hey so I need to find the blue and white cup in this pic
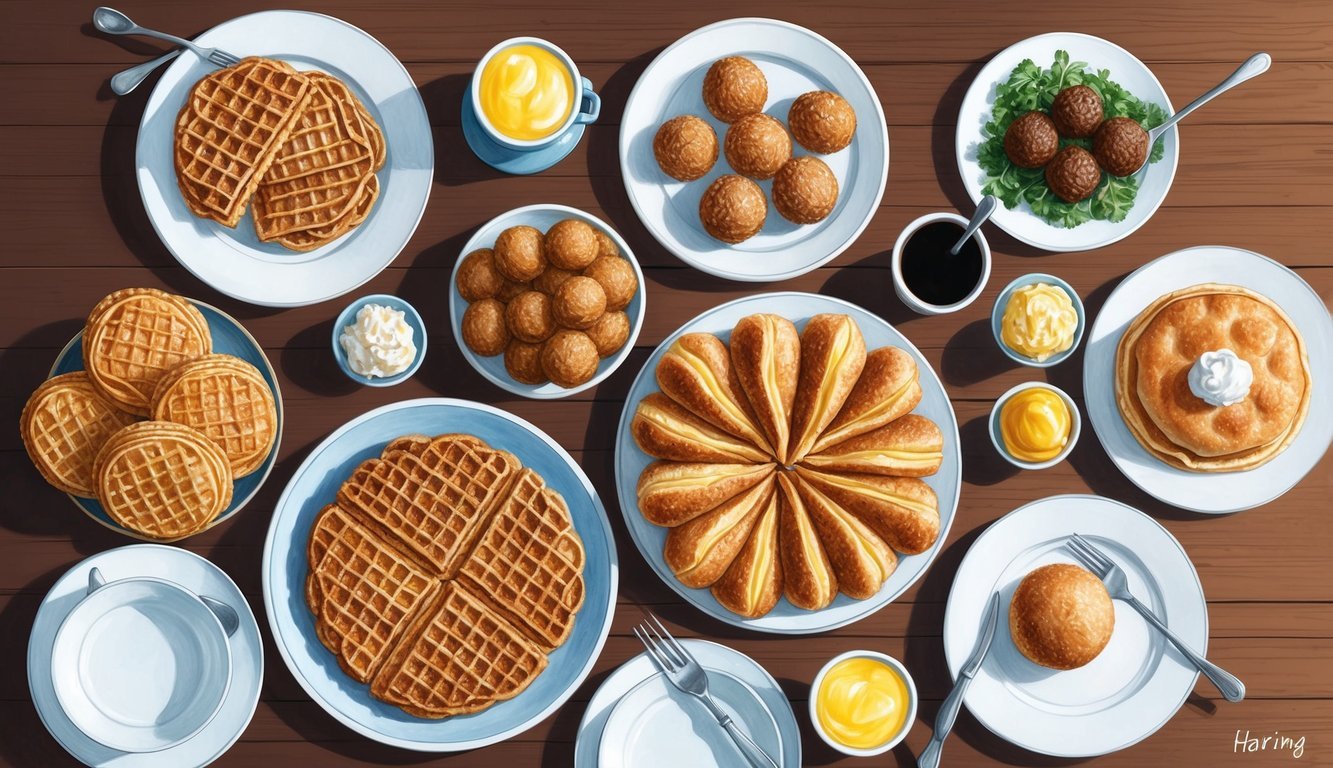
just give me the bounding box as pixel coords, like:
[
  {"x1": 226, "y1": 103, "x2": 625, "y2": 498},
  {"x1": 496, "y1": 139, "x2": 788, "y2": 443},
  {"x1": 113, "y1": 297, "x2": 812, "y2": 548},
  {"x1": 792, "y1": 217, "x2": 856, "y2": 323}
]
[{"x1": 470, "y1": 36, "x2": 601, "y2": 151}]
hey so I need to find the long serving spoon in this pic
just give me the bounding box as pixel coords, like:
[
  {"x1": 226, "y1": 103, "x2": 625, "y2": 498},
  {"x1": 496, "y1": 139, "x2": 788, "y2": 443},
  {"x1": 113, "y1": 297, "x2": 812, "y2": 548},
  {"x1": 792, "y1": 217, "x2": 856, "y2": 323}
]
[
  {"x1": 93, "y1": 7, "x2": 241, "y2": 95},
  {"x1": 951, "y1": 194, "x2": 997, "y2": 255},
  {"x1": 1131, "y1": 52, "x2": 1271, "y2": 174}
]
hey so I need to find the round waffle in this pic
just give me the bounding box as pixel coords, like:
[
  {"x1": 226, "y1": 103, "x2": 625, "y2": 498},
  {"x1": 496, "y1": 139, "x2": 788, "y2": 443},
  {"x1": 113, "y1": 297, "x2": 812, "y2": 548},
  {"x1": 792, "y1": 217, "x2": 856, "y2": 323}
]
[
  {"x1": 20, "y1": 372, "x2": 138, "y2": 497},
  {"x1": 1115, "y1": 284, "x2": 1311, "y2": 472},
  {"x1": 151, "y1": 353, "x2": 278, "y2": 477},
  {"x1": 83, "y1": 288, "x2": 212, "y2": 416},
  {"x1": 94, "y1": 421, "x2": 234, "y2": 540}
]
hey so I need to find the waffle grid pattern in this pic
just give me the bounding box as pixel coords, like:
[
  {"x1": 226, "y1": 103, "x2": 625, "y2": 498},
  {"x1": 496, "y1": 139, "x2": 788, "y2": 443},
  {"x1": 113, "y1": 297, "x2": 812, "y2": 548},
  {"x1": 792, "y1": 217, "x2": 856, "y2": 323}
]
[{"x1": 153, "y1": 358, "x2": 276, "y2": 476}]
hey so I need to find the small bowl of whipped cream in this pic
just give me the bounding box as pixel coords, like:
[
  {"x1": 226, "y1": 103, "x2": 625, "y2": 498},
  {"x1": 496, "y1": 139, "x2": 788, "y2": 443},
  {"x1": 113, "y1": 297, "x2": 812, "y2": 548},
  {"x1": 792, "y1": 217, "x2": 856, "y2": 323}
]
[{"x1": 332, "y1": 294, "x2": 425, "y2": 387}]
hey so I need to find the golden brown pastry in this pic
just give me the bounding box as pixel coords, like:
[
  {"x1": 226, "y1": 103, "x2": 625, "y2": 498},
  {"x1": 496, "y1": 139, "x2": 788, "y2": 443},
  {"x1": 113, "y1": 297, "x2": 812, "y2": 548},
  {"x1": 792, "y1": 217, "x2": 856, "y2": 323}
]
[
  {"x1": 776, "y1": 474, "x2": 837, "y2": 610},
  {"x1": 636, "y1": 461, "x2": 775, "y2": 527},
  {"x1": 632, "y1": 393, "x2": 771, "y2": 464},
  {"x1": 699, "y1": 174, "x2": 767, "y2": 244},
  {"x1": 544, "y1": 219, "x2": 599, "y2": 271},
  {"x1": 787, "y1": 314, "x2": 866, "y2": 464},
  {"x1": 788, "y1": 91, "x2": 856, "y2": 154},
  {"x1": 533, "y1": 266, "x2": 577, "y2": 295},
  {"x1": 664, "y1": 477, "x2": 774, "y2": 588},
  {"x1": 456, "y1": 248, "x2": 503, "y2": 302},
  {"x1": 1010, "y1": 563, "x2": 1114, "y2": 670},
  {"x1": 461, "y1": 298, "x2": 510, "y2": 357},
  {"x1": 582, "y1": 255, "x2": 638, "y2": 311},
  {"x1": 724, "y1": 113, "x2": 791, "y2": 180},
  {"x1": 493, "y1": 225, "x2": 546, "y2": 282},
  {"x1": 504, "y1": 340, "x2": 547, "y2": 385},
  {"x1": 593, "y1": 229, "x2": 620, "y2": 260},
  {"x1": 793, "y1": 475, "x2": 896, "y2": 599},
  {"x1": 585, "y1": 311, "x2": 630, "y2": 358},
  {"x1": 730, "y1": 314, "x2": 800, "y2": 463},
  {"x1": 656, "y1": 333, "x2": 770, "y2": 453},
  {"x1": 813, "y1": 347, "x2": 921, "y2": 453},
  {"x1": 505, "y1": 291, "x2": 556, "y2": 343},
  {"x1": 711, "y1": 488, "x2": 783, "y2": 618},
  {"x1": 772, "y1": 156, "x2": 838, "y2": 224},
  {"x1": 654, "y1": 115, "x2": 719, "y2": 181},
  {"x1": 794, "y1": 467, "x2": 939, "y2": 555},
  {"x1": 800, "y1": 414, "x2": 943, "y2": 477},
  {"x1": 497, "y1": 278, "x2": 532, "y2": 302},
  {"x1": 702, "y1": 56, "x2": 767, "y2": 123},
  {"x1": 540, "y1": 329, "x2": 598, "y2": 388},
  {"x1": 552, "y1": 276, "x2": 607, "y2": 330}
]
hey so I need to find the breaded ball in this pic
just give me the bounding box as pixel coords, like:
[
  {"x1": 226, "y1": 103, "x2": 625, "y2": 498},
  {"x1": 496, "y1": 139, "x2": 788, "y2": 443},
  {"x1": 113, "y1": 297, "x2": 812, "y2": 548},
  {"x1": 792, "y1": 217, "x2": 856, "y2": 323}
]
[
  {"x1": 552, "y1": 276, "x2": 608, "y2": 330},
  {"x1": 772, "y1": 156, "x2": 838, "y2": 224},
  {"x1": 541, "y1": 329, "x2": 599, "y2": 388},
  {"x1": 504, "y1": 340, "x2": 548, "y2": 385},
  {"x1": 1093, "y1": 116, "x2": 1149, "y2": 177},
  {"x1": 594, "y1": 228, "x2": 620, "y2": 259},
  {"x1": 455, "y1": 248, "x2": 503, "y2": 302},
  {"x1": 788, "y1": 91, "x2": 856, "y2": 154},
  {"x1": 1045, "y1": 146, "x2": 1102, "y2": 203},
  {"x1": 702, "y1": 56, "x2": 767, "y2": 123},
  {"x1": 654, "y1": 115, "x2": 719, "y2": 181},
  {"x1": 724, "y1": 113, "x2": 791, "y2": 180},
  {"x1": 497, "y1": 279, "x2": 531, "y2": 302},
  {"x1": 585, "y1": 310, "x2": 631, "y2": 357},
  {"x1": 493, "y1": 225, "x2": 546, "y2": 281},
  {"x1": 699, "y1": 174, "x2": 767, "y2": 243},
  {"x1": 1051, "y1": 85, "x2": 1104, "y2": 138},
  {"x1": 533, "y1": 266, "x2": 577, "y2": 295},
  {"x1": 583, "y1": 255, "x2": 638, "y2": 311},
  {"x1": 1004, "y1": 111, "x2": 1059, "y2": 169},
  {"x1": 505, "y1": 291, "x2": 556, "y2": 343},
  {"x1": 461, "y1": 298, "x2": 510, "y2": 357},
  {"x1": 545, "y1": 218, "x2": 599, "y2": 270}
]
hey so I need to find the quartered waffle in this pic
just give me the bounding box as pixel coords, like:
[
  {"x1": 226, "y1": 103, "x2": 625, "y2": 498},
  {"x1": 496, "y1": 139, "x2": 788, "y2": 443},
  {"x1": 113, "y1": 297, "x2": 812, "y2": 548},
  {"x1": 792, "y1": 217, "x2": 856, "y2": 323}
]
[
  {"x1": 151, "y1": 353, "x2": 278, "y2": 477},
  {"x1": 20, "y1": 372, "x2": 139, "y2": 497},
  {"x1": 305, "y1": 433, "x2": 585, "y2": 718}
]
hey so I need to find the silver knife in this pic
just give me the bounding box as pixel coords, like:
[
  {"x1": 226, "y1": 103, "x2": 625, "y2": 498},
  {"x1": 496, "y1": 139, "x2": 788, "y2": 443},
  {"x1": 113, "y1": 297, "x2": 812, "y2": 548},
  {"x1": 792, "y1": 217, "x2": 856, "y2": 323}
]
[{"x1": 918, "y1": 592, "x2": 1001, "y2": 768}]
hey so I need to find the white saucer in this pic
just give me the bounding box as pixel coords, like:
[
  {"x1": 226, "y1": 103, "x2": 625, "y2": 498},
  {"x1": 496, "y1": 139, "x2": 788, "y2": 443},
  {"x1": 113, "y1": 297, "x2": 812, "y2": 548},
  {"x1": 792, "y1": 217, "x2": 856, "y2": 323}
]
[
  {"x1": 575, "y1": 639, "x2": 800, "y2": 767},
  {"x1": 28, "y1": 545, "x2": 263, "y2": 767}
]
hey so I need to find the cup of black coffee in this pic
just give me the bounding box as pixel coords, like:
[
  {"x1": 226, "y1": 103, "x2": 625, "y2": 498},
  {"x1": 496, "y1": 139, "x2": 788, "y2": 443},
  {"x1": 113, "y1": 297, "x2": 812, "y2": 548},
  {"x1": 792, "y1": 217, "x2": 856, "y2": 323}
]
[{"x1": 890, "y1": 212, "x2": 991, "y2": 315}]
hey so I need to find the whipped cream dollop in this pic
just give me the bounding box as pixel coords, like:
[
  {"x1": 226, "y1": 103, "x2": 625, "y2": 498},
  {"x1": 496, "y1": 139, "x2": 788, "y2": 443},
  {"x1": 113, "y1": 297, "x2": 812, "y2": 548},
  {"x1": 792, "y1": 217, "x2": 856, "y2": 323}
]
[
  {"x1": 1187, "y1": 348, "x2": 1252, "y2": 407},
  {"x1": 340, "y1": 303, "x2": 417, "y2": 378}
]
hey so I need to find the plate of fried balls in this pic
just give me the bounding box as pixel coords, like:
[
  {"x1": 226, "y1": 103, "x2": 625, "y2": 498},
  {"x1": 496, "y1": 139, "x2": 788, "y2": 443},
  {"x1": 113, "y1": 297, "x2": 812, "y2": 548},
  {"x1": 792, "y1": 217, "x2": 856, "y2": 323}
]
[
  {"x1": 619, "y1": 18, "x2": 889, "y2": 282},
  {"x1": 451, "y1": 204, "x2": 645, "y2": 398}
]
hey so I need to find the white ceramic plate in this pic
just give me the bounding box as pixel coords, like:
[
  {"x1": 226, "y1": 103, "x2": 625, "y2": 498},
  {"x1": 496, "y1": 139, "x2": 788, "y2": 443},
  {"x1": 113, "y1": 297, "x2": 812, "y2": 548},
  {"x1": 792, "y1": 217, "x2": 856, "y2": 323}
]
[
  {"x1": 614, "y1": 292, "x2": 961, "y2": 633},
  {"x1": 136, "y1": 11, "x2": 433, "y2": 307},
  {"x1": 619, "y1": 18, "x2": 888, "y2": 281},
  {"x1": 261, "y1": 398, "x2": 617, "y2": 750},
  {"x1": 575, "y1": 640, "x2": 800, "y2": 767},
  {"x1": 449, "y1": 204, "x2": 646, "y2": 398},
  {"x1": 1084, "y1": 246, "x2": 1332, "y2": 513},
  {"x1": 598, "y1": 670, "x2": 780, "y2": 768},
  {"x1": 28, "y1": 545, "x2": 263, "y2": 768},
  {"x1": 943, "y1": 495, "x2": 1206, "y2": 757},
  {"x1": 955, "y1": 32, "x2": 1178, "y2": 252}
]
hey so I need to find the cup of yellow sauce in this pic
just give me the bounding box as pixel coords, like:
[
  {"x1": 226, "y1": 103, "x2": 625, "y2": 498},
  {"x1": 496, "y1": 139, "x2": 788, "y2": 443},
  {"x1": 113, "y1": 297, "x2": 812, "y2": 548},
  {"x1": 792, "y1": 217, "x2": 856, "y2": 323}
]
[
  {"x1": 989, "y1": 381, "x2": 1081, "y2": 469},
  {"x1": 469, "y1": 37, "x2": 601, "y2": 151},
  {"x1": 809, "y1": 650, "x2": 917, "y2": 757},
  {"x1": 991, "y1": 273, "x2": 1085, "y2": 368}
]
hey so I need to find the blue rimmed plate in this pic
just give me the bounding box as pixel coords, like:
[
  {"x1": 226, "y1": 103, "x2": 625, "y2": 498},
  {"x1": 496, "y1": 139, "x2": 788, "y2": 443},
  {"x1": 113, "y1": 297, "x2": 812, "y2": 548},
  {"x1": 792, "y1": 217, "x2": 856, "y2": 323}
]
[
  {"x1": 261, "y1": 398, "x2": 618, "y2": 750},
  {"x1": 49, "y1": 298, "x2": 282, "y2": 541}
]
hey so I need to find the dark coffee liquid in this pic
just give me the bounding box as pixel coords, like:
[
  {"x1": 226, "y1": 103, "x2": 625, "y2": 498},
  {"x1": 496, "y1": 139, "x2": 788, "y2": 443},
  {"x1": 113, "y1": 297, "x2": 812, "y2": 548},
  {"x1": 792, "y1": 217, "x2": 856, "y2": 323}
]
[{"x1": 900, "y1": 221, "x2": 984, "y2": 307}]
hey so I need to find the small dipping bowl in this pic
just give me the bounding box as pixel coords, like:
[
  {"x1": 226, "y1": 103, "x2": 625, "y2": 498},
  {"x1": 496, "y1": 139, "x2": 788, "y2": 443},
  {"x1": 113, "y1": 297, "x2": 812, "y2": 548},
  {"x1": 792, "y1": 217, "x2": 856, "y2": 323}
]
[
  {"x1": 332, "y1": 294, "x2": 427, "y2": 387},
  {"x1": 809, "y1": 650, "x2": 918, "y2": 757},
  {"x1": 989, "y1": 381, "x2": 1081, "y2": 470},
  {"x1": 991, "y1": 273, "x2": 1086, "y2": 368},
  {"x1": 891, "y1": 212, "x2": 992, "y2": 315}
]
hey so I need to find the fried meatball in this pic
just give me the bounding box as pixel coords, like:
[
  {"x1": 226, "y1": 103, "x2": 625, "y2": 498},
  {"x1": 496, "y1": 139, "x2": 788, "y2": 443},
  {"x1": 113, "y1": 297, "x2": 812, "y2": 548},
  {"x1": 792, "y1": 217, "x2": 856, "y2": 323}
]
[
  {"x1": 493, "y1": 225, "x2": 546, "y2": 282},
  {"x1": 504, "y1": 340, "x2": 547, "y2": 385},
  {"x1": 545, "y1": 218, "x2": 599, "y2": 271},
  {"x1": 1003, "y1": 111, "x2": 1059, "y2": 169},
  {"x1": 533, "y1": 266, "x2": 577, "y2": 295},
  {"x1": 582, "y1": 255, "x2": 638, "y2": 311},
  {"x1": 788, "y1": 90, "x2": 856, "y2": 154},
  {"x1": 772, "y1": 156, "x2": 838, "y2": 224},
  {"x1": 1045, "y1": 146, "x2": 1102, "y2": 203},
  {"x1": 505, "y1": 291, "x2": 556, "y2": 343},
  {"x1": 702, "y1": 56, "x2": 767, "y2": 123},
  {"x1": 552, "y1": 276, "x2": 607, "y2": 330},
  {"x1": 455, "y1": 248, "x2": 503, "y2": 302},
  {"x1": 593, "y1": 228, "x2": 621, "y2": 259},
  {"x1": 699, "y1": 174, "x2": 767, "y2": 243},
  {"x1": 541, "y1": 329, "x2": 599, "y2": 388},
  {"x1": 461, "y1": 298, "x2": 510, "y2": 357},
  {"x1": 1093, "y1": 116, "x2": 1150, "y2": 177},
  {"x1": 654, "y1": 115, "x2": 719, "y2": 181},
  {"x1": 1051, "y1": 85, "x2": 1104, "y2": 138},
  {"x1": 724, "y1": 113, "x2": 791, "y2": 180},
  {"x1": 585, "y1": 310, "x2": 631, "y2": 357},
  {"x1": 497, "y1": 279, "x2": 531, "y2": 302}
]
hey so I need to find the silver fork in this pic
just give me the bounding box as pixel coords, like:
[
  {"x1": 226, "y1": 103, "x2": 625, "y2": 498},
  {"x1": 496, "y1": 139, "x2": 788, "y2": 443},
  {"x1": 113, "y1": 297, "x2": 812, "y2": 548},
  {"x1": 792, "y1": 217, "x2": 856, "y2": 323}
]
[
  {"x1": 94, "y1": 7, "x2": 241, "y2": 95},
  {"x1": 1067, "y1": 533, "x2": 1245, "y2": 702},
  {"x1": 634, "y1": 616, "x2": 780, "y2": 768}
]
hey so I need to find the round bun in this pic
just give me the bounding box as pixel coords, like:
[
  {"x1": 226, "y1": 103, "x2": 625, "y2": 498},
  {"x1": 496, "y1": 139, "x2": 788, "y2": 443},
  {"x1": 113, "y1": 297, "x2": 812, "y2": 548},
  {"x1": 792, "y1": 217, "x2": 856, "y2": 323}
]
[
  {"x1": 772, "y1": 156, "x2": 838, "y2": 224},
  {"x1": 533, "y1": 266, "x2": 577, "y2": 295},
  {"x1": 1009, "y1": 563, "x2": 1114, "y2": 670},
  {"x1": 703, "y1": 57, "x2": 767, "y2": 123},
  {"x1": 504, "y1": 340, "x2": 547, "y2": 385},
  {"x1": 586, "y1": 310, "x2": 631, "y2": 357},
  {"x1": 699, "y1": 174, "x2": 767, "y2": 243},
  {"x1": 788, "y1": 91, "x2": 856, "y2": 154},
  {"x1": 497, "y1": 278, "x2": 531, "y2": 302},
  {"x1": 582, "y1": 255, "x2": 638, "y2": 311},
  {"x1": 593, "y1": 228, "x2": 620, "y2": 259},
  {"x1": 545, "y1": 219, "x2": 599, "y2": 271},
  {"x1": 461, "y1": 298, "x2": 510, "y2": 357},
  {"x1": 541, "y1": 329, "x2": 599, "y2": 388},
  {"x1": 552, "y1": 276, "x2": 607, "y2": 330},
  {"x1": 493, "y1": 225, "x2": 546, "y2": 282},
  {"x1": 724, "y1": 113, "x2": 791, "y2": 180},
  {"x1": 654, "y1": 115, "x2": 719, "y2": 181},
  {"x1": 505, "y1": 291, "x2": 556, "y2": 343},
  {"x1": 455, "y1": 248, "x2": 503, "y2": 302}
]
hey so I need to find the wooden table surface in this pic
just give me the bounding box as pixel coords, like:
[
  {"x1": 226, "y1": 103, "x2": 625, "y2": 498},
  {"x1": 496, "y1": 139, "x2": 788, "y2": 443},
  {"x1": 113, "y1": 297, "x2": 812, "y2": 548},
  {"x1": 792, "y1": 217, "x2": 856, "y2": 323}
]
[{"x1": 2, "y1": 1, "x2": 1330, "y2": 766}]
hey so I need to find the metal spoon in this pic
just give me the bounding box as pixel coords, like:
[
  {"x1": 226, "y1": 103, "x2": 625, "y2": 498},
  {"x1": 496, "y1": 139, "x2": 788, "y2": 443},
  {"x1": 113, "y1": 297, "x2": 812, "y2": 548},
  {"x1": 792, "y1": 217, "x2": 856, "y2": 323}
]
[
  {"x1": 1131, "y1": 52, "x2": 1271, "y2": 174},
  {"x1": 109, "y1": 49, "x2": 181, "y2": 96},
  {"x1": 201, "y1": 595, "x2": 241, "y2": 638},
  {"x1": 93, "y1": 7, "x2": 240, "y2": 96},
  {"x1": 951, "y1": 194, "x2": 996, "y2": 255}
]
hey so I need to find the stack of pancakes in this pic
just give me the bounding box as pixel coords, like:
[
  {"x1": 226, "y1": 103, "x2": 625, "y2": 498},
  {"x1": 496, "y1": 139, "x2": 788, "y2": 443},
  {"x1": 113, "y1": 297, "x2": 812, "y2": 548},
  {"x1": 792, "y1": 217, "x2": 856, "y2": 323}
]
[
  {"x1": 305, "y1": 434, "x2": 585, "y2": 718},
  {"x1": 1115, "y1": 283, "x2": 1311, "y2": 472},
  {"x1": 19, "y1": 288, "x2": 278, "y2": 539},
  {"x1": 632, "y1": 313, "x2": 945, "y2": 618},
  {"x1": 174, "y1": 57, "x2": 384, "y2": 251}
]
